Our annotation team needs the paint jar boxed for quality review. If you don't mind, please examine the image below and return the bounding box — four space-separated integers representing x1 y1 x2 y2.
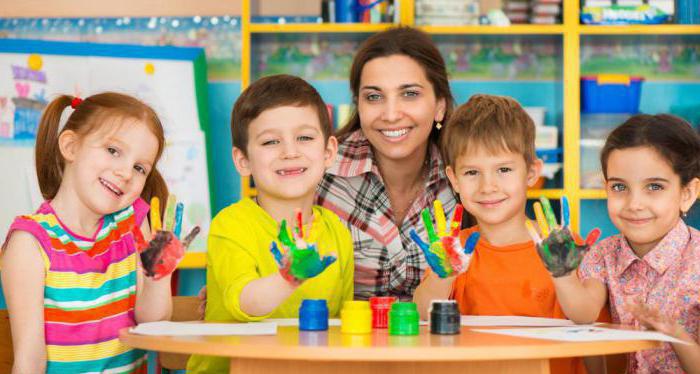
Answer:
340 301 372 334
430 300 460 335
388 302 420 336
299 299 329 331
369 296 396 328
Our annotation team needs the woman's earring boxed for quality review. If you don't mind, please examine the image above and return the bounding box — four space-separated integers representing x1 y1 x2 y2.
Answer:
682 210 688 218
436 121 442 130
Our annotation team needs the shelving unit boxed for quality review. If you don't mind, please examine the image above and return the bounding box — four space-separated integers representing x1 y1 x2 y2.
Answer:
180 0 700 268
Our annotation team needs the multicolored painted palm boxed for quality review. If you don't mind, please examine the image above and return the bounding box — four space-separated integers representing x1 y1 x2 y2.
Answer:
139 195 199 280
270 211 336 285
410 201 480 278
527 196 600 278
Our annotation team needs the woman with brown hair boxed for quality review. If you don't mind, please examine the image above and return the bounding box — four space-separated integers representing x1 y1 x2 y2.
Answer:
317 26 469 300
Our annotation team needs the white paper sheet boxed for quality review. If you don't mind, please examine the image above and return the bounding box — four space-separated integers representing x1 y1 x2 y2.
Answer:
130 321 277 336
472 326 689 345
461 315 575 327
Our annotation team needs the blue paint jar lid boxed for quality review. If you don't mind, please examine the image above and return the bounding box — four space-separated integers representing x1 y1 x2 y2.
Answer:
299 299 329 331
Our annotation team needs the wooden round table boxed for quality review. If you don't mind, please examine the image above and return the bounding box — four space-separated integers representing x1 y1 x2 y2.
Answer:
120 324 659 374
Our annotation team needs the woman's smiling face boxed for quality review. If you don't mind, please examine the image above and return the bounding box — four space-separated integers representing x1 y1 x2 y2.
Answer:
357 54 445 164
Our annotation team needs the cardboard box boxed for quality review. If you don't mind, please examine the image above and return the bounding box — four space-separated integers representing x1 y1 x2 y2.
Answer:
479 0 503 13
252 0 322 16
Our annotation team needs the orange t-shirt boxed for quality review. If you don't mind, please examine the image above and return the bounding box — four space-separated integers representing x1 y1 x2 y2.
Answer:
451 226 587 374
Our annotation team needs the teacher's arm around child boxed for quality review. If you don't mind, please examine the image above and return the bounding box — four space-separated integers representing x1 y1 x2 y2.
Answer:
1 93 187 374
540 114 700 373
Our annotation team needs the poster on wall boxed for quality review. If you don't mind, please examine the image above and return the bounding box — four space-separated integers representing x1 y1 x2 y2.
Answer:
0 39 213 252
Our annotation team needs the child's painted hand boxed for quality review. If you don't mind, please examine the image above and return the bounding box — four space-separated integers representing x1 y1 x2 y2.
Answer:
410 201 480 278
527 196 600 278
139 195 200 280
269 211 336 285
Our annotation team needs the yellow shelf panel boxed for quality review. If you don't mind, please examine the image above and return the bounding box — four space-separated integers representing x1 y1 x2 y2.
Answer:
421 24 565 35
178 252 206 269
580 25 700 35
579 189 607 199
250 23 395 33
526 189 564 199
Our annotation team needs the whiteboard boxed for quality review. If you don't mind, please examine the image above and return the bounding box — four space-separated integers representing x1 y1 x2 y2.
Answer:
0 39 212 251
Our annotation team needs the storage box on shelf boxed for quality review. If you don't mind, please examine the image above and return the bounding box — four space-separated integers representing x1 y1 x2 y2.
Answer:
415 0 480 25
581 75 644 114
580 113 631 140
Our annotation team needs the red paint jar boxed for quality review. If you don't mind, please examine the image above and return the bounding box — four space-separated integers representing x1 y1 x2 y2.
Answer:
369 296 397 329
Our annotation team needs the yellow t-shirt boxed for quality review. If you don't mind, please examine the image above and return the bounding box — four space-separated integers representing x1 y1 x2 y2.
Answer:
187 198 354 373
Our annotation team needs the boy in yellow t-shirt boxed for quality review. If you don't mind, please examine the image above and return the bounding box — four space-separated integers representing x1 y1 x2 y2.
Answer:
187 75 354 374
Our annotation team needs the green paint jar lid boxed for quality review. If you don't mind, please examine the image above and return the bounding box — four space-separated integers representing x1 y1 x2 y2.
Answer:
388 302 419 336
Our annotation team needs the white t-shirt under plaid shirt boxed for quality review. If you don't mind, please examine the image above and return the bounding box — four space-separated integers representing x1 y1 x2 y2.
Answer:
316 129 457 301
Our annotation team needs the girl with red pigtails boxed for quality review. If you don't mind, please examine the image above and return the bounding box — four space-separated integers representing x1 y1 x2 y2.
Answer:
1 92 191 373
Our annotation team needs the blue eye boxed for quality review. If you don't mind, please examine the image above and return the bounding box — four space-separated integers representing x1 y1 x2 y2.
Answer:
366 93 381 102
403 90 420 97
648 183 663 191
610 183 626 192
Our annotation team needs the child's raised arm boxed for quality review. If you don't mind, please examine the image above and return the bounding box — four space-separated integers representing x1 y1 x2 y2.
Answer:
239 273 299 317
550 272 607 324
135 217 173 323
413 270 456 320
529 197 607 323
411 202 479 319
1 232 47 374
135 196 199 323
240 217 336 317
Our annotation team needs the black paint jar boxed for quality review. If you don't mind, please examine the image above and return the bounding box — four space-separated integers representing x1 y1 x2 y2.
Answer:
430 300 460 335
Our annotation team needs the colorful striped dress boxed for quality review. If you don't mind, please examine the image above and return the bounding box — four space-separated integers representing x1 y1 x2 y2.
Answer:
7 199 149 373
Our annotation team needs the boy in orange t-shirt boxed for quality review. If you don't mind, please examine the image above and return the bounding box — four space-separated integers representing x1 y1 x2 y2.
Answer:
413 94 599 374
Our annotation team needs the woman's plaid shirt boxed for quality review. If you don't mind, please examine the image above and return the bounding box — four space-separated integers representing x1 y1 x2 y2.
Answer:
316 130 457 301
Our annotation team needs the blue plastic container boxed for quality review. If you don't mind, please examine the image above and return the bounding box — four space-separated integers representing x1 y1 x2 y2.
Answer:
536 148 562 164
299 299 329 331
335 0 358 23
581 75 644 114
678 0 700 24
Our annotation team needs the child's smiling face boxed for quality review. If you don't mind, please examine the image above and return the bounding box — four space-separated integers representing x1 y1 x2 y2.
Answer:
605 146 698 255
446 146 540 229
61 119 158 216
233 104 337 203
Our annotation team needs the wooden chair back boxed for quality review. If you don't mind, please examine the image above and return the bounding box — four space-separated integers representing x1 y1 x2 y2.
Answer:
159 296 200 371
0 309 14 373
